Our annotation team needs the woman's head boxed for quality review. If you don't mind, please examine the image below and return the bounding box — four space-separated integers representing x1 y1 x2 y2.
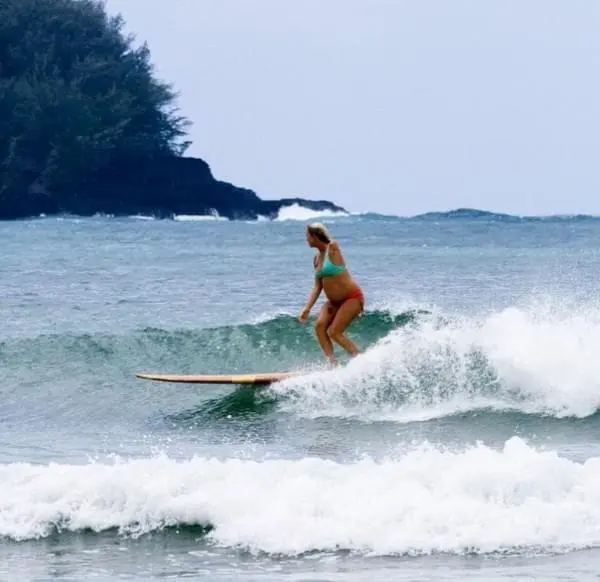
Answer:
306 223 331 247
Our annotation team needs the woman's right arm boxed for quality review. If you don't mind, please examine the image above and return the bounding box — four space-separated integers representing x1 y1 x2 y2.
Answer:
299 278 322 321
305 278 323 310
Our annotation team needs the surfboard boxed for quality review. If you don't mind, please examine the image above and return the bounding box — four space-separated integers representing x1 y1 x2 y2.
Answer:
135 371 298 385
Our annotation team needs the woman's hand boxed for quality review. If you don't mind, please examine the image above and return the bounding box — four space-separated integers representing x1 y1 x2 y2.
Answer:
298 307 311 322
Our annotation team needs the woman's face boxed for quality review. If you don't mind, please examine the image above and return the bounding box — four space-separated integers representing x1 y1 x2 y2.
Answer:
305 228 316 247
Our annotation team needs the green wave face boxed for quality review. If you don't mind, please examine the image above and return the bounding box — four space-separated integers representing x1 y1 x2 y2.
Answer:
4 306 600 426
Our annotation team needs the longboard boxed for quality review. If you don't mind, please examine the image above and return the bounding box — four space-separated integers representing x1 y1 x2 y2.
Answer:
135 372 298 385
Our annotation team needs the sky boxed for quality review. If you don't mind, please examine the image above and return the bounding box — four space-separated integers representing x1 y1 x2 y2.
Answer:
103 0 600 217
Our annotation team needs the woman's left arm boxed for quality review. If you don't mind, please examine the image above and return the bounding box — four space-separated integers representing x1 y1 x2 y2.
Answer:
327 240 345 266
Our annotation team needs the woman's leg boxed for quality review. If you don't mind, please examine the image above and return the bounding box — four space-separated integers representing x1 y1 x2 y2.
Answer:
315 301 338 365
327 298 362 357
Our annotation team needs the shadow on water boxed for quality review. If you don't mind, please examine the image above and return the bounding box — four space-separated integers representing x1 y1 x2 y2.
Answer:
0 523 215 555
163 386 279 427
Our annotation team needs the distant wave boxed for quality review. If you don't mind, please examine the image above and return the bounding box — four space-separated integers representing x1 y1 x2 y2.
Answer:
271 203 349 222
16 206 600 223
170 207 600 223
410 208 600 222
173 213 227 222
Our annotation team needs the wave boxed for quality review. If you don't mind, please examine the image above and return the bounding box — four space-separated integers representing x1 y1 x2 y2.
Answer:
194 207 600 224
173 210 227 221
5 303 600 424
410 208 600 222
0 309 421 423
15 207 600 224
0 309 420 374
268 304 600 422
2 437 600 556
272 203 350 222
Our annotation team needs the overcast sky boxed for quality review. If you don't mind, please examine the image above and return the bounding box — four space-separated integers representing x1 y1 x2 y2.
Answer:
104 0 600 216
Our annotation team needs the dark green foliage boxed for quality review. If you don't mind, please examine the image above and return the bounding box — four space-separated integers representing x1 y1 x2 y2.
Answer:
0 0 345 220
0 0 191 206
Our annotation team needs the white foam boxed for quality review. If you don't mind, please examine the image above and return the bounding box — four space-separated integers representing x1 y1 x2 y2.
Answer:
2 439 600 556
247 310 294 325
251 215 270 223
274 203 349 222
270 302 600 421
174 210 227 221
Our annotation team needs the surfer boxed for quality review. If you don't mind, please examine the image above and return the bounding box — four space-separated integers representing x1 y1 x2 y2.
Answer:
298 223 364 366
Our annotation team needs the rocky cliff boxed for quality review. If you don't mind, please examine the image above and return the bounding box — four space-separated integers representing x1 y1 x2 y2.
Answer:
0 155 346 220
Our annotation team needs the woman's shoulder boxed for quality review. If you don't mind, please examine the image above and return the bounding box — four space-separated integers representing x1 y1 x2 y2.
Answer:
328 239 341 253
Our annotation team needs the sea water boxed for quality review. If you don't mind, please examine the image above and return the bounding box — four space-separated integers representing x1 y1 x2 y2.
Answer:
2 208 600 581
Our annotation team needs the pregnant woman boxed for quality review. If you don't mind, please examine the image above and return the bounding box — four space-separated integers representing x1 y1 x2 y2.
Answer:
298 223 364 366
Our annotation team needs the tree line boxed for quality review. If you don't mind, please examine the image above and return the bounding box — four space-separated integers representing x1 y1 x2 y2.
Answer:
0 0 191 212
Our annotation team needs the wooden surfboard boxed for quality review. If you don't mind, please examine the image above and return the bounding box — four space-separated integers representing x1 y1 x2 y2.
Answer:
135 372 299 385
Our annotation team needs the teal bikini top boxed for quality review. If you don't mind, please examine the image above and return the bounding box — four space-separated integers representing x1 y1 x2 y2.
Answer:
315 249 346 279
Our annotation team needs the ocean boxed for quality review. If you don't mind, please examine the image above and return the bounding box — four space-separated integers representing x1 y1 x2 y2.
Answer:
3 207 600 581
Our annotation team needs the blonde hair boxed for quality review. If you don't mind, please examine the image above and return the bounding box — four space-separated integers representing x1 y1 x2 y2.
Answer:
306 222 331 243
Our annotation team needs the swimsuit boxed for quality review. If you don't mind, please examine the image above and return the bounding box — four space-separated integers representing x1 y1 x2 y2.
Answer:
315 247 364 309
330 285 364 309
315 252 346 279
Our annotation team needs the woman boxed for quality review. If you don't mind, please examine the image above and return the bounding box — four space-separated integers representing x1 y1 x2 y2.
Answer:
298 223 364 366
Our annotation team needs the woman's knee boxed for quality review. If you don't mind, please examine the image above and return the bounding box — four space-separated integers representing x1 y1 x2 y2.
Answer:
315 318 329 336
327 324 343 342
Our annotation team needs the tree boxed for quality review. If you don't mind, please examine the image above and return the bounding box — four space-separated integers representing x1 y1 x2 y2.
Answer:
0 0 191 207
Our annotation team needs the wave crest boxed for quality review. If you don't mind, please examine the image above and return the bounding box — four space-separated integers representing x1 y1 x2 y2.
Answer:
2 438 600 556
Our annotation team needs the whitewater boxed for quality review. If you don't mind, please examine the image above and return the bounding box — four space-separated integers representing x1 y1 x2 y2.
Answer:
2 211 600 580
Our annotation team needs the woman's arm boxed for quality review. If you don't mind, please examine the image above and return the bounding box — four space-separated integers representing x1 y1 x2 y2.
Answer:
326 240 345 266
299 278 322 321
305 278 323 311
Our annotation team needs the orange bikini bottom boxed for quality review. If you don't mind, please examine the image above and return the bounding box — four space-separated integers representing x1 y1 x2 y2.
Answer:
330 286 364 309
